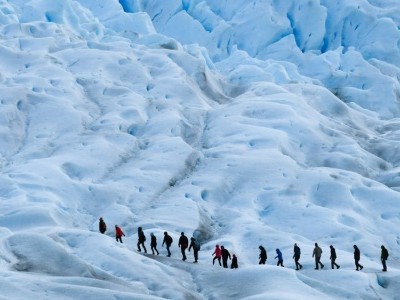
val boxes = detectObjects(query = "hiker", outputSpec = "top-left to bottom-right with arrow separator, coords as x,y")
275,249 -> 284,267
381,245 -> 389,272
353,245 -> 364,271
150,232 -> 159,255
329,245 -> 340,269
115,225 -> 125,243
188,237 -> 200,263
137,227 -> 147,253
99,217 -> 107,234
312,243 -> 324,269
212,245 -> 222,266
178,232 -> 189,261
221,246 -> 231,268
293,243 -> 302,270
231,254 -> 238,269
162,231 -> 173,257
259,245 -> 267,264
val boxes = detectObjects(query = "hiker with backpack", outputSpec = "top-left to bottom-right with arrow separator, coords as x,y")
259,245 -> 267,264
275,248 -> 284,267
188,237 -> 200,263
221,246 -> 232,268
329,245 -> 340,269
99,217 -> 107,234
178,232 -> 189,261
313,243 -> 324,269
231,254 -> 238,269
293,243 -> 302,270
137,227 -> 147,253
150,232 -> 159,255
212,245 -> 222,266
115,225 -> 125,243
162,231 -> 173,257
381,245 -> 389,272
353,245 -> 364,271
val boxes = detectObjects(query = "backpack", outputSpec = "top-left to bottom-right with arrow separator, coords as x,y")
194,239 -> 201,251
167,235 -> 173,244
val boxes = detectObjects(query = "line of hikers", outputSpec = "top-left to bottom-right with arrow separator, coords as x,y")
99,218 -> 390,272
259,243 -> 389,272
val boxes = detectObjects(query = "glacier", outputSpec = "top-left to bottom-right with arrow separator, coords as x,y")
0,0 -> 399,299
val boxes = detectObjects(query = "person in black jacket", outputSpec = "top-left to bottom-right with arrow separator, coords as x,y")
188,237 -> 200,263
150,232 -> 159,255
99,217 -> 107,234
293,243 -> 302,270
221,245 -> 231,268
381,245 -> 389,272
137,227 -> 147,253
259,245 -> 267,264
329,245 -> 340,269
231,254 -> 238,269
178,232 -> 189,261
162,231 -> 173,257
353,245 -> 363,271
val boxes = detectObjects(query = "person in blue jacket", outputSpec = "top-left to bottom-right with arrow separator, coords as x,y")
275,248 -> 284,267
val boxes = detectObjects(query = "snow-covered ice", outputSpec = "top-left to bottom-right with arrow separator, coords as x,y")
0,0 -> 400,299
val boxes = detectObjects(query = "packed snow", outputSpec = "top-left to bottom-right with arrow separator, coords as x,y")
0,0 -> 400,299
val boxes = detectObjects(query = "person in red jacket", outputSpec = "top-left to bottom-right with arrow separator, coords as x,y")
212,245 -> 222,266
115,225 -> 125,243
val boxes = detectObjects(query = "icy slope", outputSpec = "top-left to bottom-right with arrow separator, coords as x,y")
0,0 -> 399,299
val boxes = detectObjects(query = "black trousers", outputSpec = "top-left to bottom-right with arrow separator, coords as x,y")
315,257 -> 324,269
294,255 -> 302,269
166,244 -> 171,256
213,256 -> 221,266
193,249 -> 199,262
331,258 -> 340,269
181,247 -> 187,260
381,258 -> 387,271
222,258 -> 229,268
355,258 -> 363,270
137,241 -> 147,253
151,245 -> 159,255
